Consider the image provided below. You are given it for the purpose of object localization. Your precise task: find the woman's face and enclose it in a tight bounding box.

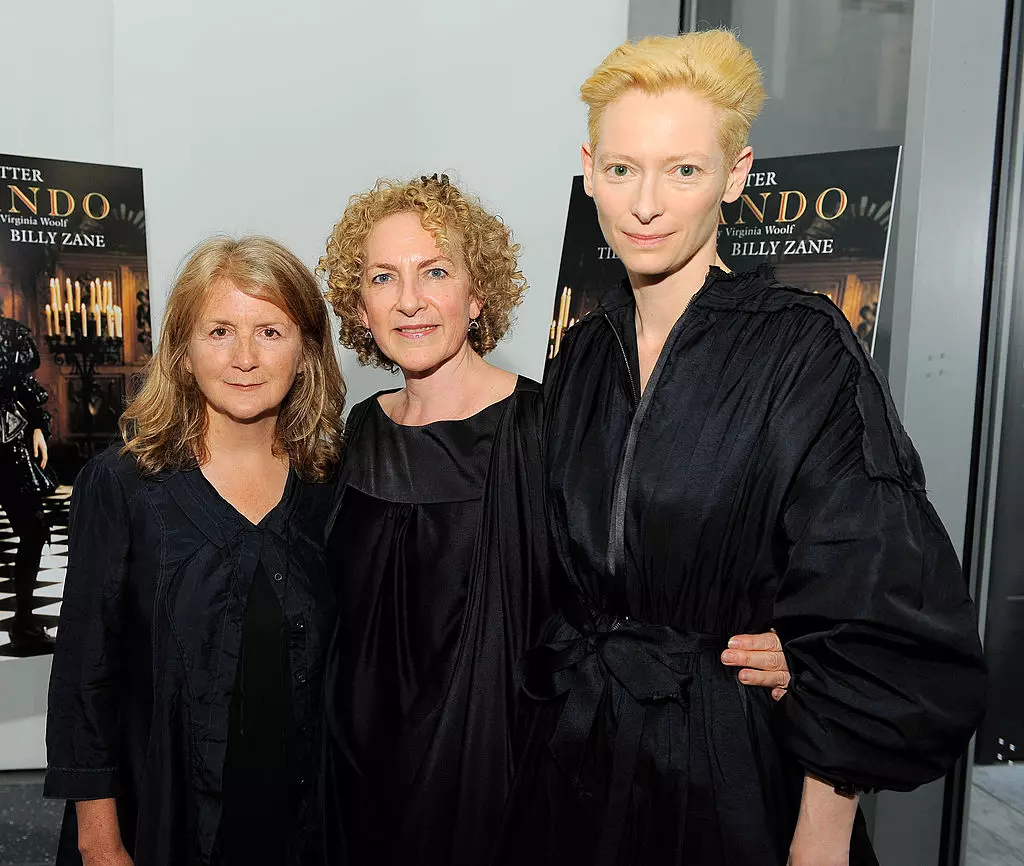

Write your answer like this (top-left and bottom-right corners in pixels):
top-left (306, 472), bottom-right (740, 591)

top-left (582, 87), bottom-right (750, 281)
top-left (360, 211), bottom-right (481, 376)
top-left (187, 279), bottom-right (303, 425)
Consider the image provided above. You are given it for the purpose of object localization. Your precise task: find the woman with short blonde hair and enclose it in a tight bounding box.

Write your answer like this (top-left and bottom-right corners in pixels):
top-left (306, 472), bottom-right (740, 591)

top-left (46, 236), bottom-right (344, 866)
top-left (497, 30), bottom-right (985, 866)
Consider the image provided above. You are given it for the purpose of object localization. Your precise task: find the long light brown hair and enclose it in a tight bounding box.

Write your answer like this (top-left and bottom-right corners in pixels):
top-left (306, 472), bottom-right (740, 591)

top-left (121, 236), bottom-right (345, 481)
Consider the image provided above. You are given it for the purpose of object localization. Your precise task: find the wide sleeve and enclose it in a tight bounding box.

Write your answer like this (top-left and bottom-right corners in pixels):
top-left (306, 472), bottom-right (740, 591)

top-left (44, 453), bottom-right (132, 800)
top-left (770, 316), bottom-right (986, 793)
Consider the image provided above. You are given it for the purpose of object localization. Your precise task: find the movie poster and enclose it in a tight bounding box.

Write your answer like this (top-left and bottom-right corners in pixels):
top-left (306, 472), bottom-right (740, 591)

top-left (0, 154), bottom-right (150, 658)
top-left (545, 146), bottom-right (901, 368)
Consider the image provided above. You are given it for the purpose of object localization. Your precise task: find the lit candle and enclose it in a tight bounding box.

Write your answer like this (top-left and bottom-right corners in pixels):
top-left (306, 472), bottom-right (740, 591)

top-left (105, 281), bottom-right (113, 310)
top-left (55, 279), bottom-right (62, 310)
top-left (49, 279), bottom-right (56, 311)
top-left (45, 304), bottom-right (53, 337)
top-left (65, 302), bottom-right (71, 336)
top-left (107, 306), bottom-right (114, 337)
top-left (554, 286), bottom-right (571, 356)
top-left (82, 305), bottom-right (88, 337)
top-left (65, 279), bottom-right (72, 308)
top-left (114, 305), bottom-right (123, 339)
top-left (75, 281), bottom-right (81, 312)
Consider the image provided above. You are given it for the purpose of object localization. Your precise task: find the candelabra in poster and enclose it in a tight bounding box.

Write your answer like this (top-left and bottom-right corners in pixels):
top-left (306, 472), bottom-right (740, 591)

top-left (545, 146), bottom-right (901, 369)
top-left (0, 153), bottom-right (150, 658)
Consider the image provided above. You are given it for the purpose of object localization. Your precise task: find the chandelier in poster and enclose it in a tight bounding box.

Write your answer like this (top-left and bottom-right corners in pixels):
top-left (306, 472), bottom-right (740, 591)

top-left (0, 152), bottom-right (150, 659)
top-left (546, 146), bottom-right (901, 367)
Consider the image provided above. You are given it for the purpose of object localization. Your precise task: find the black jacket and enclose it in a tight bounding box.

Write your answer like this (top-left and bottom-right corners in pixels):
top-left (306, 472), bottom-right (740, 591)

top-left (45, 446), bottom-right (336, 865)
top-left (496, 265), bottom-right (987, 866)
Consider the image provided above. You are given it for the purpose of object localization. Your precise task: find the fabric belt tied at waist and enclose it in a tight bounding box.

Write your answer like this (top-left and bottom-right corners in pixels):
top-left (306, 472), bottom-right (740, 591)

top-left (519, 603), bottom-right (725, 866)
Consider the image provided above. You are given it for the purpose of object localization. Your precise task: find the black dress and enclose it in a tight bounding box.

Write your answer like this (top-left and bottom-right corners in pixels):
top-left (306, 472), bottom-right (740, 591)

top-left (496, 266), bottom-right (987, 866)
top-left (321, 376), bottom-right (553, 866)
top-left (46, 447), bottom-right (336, 866)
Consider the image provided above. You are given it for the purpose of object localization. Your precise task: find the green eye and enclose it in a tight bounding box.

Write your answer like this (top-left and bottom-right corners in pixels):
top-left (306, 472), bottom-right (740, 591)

top-left (610, 165), bottom-right (630, 178)
top-left (677, 165), bottom-right (697, 178)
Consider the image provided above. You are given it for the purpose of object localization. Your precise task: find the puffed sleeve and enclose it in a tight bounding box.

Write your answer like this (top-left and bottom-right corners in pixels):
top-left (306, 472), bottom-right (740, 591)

top-left (44, 452), bottom-right (132, 799)
top-left (771, 314), bottom-right (986, 793)
top-left (10, 324), bottom-right (50, 435)
top-left (15, 376), bottom-right (51, 437)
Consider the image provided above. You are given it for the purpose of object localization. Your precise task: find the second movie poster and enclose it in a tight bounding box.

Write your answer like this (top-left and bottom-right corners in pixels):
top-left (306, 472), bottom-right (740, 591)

top-left (546, 146), bottom-right (901, 368)
top-left (0, 153), bottom-right (151, 658)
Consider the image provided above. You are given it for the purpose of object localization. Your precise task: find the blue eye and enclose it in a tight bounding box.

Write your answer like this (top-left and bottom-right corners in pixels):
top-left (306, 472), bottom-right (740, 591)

top-left (370, 273), bottom-right (392, 284)
top-left (676, 165), bottom-right (698, 178)
top-left (426, 267), bottom-right (448, 279)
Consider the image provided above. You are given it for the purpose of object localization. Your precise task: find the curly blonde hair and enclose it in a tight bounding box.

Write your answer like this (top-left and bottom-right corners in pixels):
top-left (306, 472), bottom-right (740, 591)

top-left (318, 174), bottom-right (527, 371)
top-left (120, 236), bottom-right (345, 482)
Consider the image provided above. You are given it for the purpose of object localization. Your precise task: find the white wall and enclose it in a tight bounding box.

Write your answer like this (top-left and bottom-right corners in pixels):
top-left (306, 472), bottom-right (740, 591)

top-left (627, 0), bottom-right (680, 38)
top-left (0, 0), bottom-right (628, 770)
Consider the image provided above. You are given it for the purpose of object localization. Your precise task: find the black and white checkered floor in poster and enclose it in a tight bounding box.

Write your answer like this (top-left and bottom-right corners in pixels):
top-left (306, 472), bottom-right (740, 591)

top-left (0, 488), bottom-right (72, 659)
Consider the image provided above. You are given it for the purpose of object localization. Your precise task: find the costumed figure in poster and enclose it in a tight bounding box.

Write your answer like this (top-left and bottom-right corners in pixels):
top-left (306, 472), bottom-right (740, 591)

top-left (0, 308), bottom-right (55, 655)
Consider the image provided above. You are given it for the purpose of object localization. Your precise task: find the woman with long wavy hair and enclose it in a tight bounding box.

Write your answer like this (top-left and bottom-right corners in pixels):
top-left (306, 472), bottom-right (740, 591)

top-left (45, 236), bottom-right (345, 866)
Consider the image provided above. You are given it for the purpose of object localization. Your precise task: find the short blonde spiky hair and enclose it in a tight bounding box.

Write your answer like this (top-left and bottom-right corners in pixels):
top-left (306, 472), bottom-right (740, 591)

top-left (318, 175), bottom-right (527, 372)
top-left (581, 29), bottom-right (766, 163)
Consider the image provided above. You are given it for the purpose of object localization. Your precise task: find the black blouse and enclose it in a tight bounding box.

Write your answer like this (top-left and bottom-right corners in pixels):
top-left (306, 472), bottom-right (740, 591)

top-left (216, 563), bottom-right (299, 864)
top-left (45, 446), bottom-right (336, 866)
top-left (497, 265), bottom-right (987, 866)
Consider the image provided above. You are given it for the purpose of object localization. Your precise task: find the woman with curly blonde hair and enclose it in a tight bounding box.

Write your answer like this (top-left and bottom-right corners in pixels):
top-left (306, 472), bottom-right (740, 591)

top-left (46, 236), bottom-right (345, 866)
top-left (317, 174), bottom-right (553, 866)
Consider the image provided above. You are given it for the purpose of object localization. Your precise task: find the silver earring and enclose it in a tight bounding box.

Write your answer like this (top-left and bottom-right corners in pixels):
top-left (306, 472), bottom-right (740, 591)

top-left (468, 318), bottom-right (480, 332)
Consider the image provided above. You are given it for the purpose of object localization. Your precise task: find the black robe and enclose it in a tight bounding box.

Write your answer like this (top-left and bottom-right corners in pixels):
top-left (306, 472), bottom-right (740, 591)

top-left (496, 265), bottom-right (987, 866)
top-left (45, 446), bottom-right (336, 866)
top-left (320, 376), bottom-right (553, 866)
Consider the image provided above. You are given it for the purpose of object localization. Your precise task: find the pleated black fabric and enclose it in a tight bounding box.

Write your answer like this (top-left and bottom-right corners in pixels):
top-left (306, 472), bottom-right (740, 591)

top-left (495, 265), bottom-right (986, 866)
top-left (321, 376), bottom-right (553, 866)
